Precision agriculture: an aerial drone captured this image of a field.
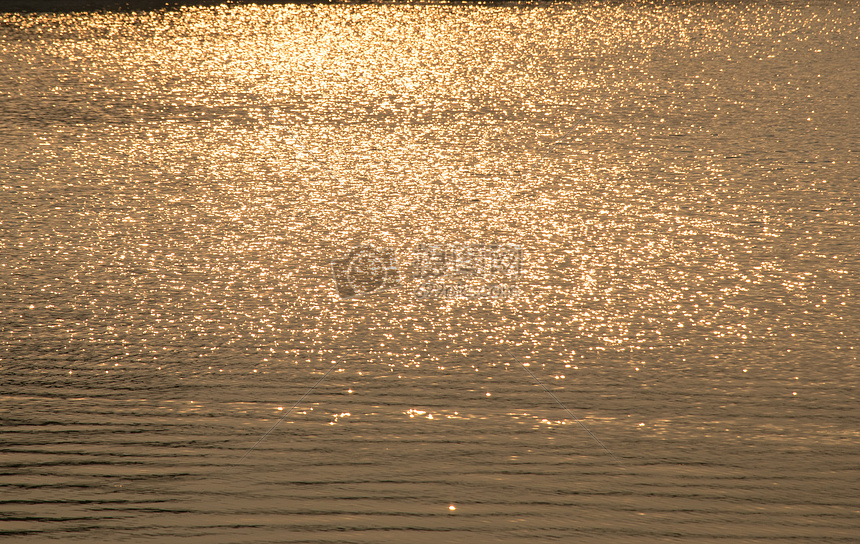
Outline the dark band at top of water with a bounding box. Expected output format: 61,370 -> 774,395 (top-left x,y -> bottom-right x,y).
4,0 -> 546,13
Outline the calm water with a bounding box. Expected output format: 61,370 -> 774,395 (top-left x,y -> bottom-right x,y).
1,2 -> 859,542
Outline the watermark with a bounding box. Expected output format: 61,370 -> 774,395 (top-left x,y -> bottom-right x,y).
413,282 -> 519,300
411,243 -> 523,300
331,243 -> 523,300
330,245 -> 399,298
410,243 -> 523,280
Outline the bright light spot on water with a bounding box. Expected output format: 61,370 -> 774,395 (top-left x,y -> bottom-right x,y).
449,505 -> 456,511
406,408 -> 426,418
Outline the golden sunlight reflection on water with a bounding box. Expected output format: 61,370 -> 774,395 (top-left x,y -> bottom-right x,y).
1,2 -> 859,543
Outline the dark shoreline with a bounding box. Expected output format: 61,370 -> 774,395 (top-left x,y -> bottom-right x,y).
3,0 -> 554,13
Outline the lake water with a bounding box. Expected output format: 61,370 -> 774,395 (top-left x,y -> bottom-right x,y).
1,2 -> 859,542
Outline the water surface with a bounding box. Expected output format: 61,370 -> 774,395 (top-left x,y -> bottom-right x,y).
1,2 -> 859,542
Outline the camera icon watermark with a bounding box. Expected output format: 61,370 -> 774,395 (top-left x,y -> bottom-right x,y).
330,245 -> 399,298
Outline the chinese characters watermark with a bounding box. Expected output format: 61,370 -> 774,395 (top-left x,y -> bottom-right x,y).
331,243 -> 524,300
410,243 -> 523,300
